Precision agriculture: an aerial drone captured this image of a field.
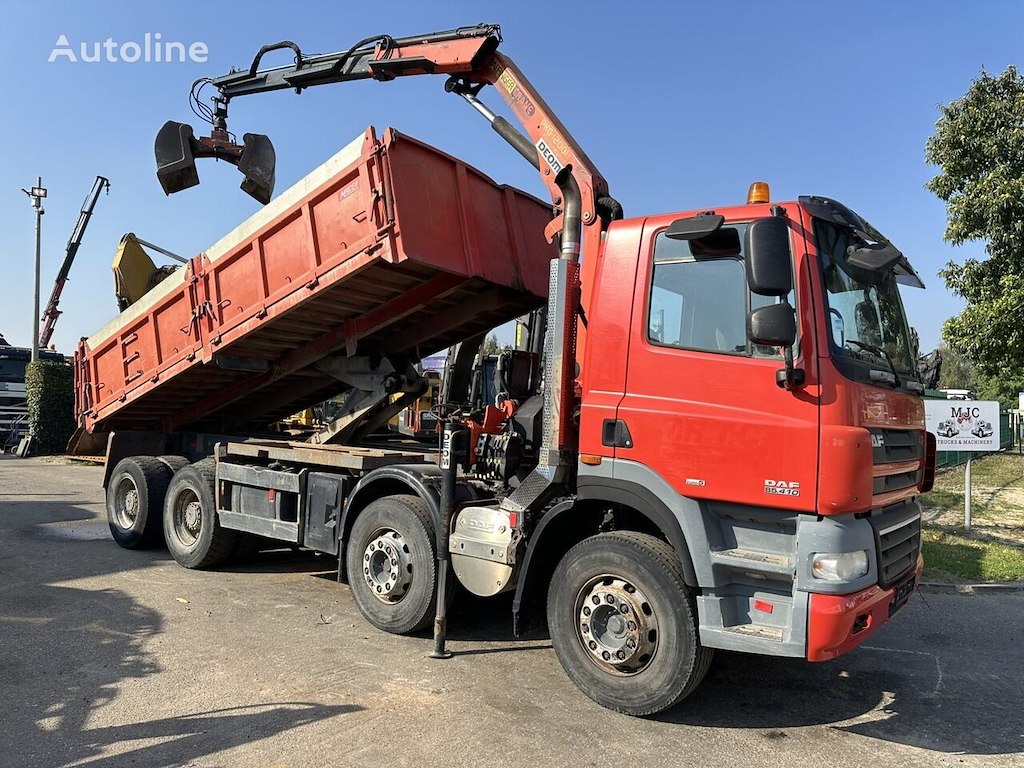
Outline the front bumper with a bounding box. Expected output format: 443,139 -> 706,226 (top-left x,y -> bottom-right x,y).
805,553 -> 923,661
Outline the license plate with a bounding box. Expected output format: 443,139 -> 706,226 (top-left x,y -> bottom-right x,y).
889,575 -> 916,616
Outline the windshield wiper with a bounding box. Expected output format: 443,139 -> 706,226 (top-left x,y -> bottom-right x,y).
845,339 -> 902,387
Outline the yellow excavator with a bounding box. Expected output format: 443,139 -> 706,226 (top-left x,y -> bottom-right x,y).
112,233 -> 187,310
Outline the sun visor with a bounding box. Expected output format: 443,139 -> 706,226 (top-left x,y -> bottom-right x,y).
799,195 -> 925,288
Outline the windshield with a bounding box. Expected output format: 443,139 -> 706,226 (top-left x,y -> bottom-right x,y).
0,358 -> 28,384
814,218 -> 917,380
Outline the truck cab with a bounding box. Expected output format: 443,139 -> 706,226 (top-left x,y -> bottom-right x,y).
579,191 -> 929,661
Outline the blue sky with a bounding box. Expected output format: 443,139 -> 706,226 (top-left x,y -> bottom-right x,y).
1,1 -> 1019,355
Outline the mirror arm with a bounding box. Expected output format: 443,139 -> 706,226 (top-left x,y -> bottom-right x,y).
776,345 -> 805,390
774,298 -> 804,390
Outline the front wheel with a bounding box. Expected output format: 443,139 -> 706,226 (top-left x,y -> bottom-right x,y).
547,531 -> 713,716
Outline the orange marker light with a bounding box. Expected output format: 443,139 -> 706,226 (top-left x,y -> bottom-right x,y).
747,181 -> 770,204
580,454 -> 603,466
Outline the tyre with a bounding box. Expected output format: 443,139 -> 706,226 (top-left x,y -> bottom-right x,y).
157,455 -> 189,474
106,456 -> 174,549
345,495 -> 438,634
547,531 -> 713,716
163,459 -> 238,569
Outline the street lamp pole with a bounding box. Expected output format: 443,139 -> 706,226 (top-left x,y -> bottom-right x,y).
22,177 -> 46,363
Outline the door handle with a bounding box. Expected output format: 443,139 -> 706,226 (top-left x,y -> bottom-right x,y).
602,419 -> 634,449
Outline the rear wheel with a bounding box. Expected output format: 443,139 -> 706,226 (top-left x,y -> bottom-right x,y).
106,456 -> 173,549
157,455 -> 189,475
163,459 -> 238,569
345,495 -> 438,634
547,531 -> 713,716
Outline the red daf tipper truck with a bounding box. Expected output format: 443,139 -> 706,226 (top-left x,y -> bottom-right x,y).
76,24 -> 934,715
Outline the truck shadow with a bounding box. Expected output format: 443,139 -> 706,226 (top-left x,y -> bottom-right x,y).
0,499 -> 361,768
429,590 -> 1022,756
660,647 -> 1022,755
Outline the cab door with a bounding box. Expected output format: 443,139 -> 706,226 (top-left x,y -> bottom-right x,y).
615,210 -> 819,511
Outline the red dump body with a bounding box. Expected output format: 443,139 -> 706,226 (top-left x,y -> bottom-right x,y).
75,127 -> 554,436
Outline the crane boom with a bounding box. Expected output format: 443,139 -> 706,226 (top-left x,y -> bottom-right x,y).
39,175 -> 110,349
158,25 -> 616,251
154,24 -> 622,500
205,26 -> 612,238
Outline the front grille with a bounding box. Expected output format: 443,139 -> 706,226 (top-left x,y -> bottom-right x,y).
870,428 -> 923,464
871,504 -> 921,587
870,428 -> 925,496
872,467 -> 924,495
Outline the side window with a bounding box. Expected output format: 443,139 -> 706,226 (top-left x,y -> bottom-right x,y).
646,224 -> 791,357
649,284 -> 683,345
649,259 -> 746,351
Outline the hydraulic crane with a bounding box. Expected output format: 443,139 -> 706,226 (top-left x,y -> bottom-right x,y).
154,23 -> 621,517
39,175 -> 110,349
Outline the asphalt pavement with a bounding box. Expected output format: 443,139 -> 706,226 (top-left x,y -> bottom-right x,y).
1,455 -> 1021,767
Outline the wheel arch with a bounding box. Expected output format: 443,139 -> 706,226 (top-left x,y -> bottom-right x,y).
512,482 -> 700,637
576,478 -> 699,586
339,464 -> 442,578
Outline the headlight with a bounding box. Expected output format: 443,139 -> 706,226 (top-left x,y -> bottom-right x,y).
811,551 -> 869,581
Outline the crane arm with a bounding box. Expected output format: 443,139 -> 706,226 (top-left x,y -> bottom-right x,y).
159,24 -> 615,249
156,24 -> 621,481
210,25 -> 503,96
39,175 -> 110,349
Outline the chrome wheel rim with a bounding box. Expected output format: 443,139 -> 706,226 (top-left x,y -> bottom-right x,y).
114,476 -> 141,530
173,488 -> 203,547
362,528 -> 414,603
575,575 -> 659,675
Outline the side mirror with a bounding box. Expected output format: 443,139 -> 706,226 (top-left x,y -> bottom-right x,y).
155,121 -> 200,195
237,133 -> 276,205
747,302 -> 796,348
745,217 -> 792,296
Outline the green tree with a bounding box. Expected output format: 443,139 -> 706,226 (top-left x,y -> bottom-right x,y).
936,343 -> 978,392
975,370 -> 1024,410
482,333 -> 501,356
25,361 -> 75,455
925,66 -> 1024,395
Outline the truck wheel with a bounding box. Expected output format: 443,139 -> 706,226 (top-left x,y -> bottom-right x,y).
106,456 -> 173,549
157,455 -> 189,474
547,531 -> 713,716
163,459 -> 238,569
345,495 -> 438,635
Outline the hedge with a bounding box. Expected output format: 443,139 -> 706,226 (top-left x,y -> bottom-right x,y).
25,361 -> 75,455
